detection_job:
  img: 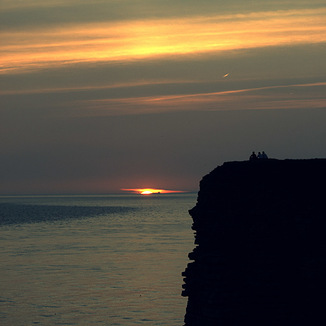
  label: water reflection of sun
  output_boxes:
[122,188,185,195]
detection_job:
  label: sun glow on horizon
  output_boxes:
[121,188,186,195]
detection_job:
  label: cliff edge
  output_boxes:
[182,159,326,325]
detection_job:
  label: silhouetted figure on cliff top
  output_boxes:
[249,151,257,161]
[250,151,268,161]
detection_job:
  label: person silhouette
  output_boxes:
[262,151,268,159]
[257,152,263,159]
[249,151,257,161]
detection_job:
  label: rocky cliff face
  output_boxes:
[182,159,326,325]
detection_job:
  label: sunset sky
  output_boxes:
[1,0,326,194]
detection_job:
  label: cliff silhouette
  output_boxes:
[182,159,326,325]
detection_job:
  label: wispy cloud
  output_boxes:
[70,82,326,115]
[0,0,103,10]
[0,79,193,95]
[1,8,326,74]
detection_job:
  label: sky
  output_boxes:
[1,0,326,195]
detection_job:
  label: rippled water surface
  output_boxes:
[0,194,196,325]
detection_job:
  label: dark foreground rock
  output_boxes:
[182,159,326,325]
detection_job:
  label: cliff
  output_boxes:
[182,159,326,325]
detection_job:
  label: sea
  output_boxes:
[0,194,197,326]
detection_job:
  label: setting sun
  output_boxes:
[140,189,155,195]
[122,188,186,195]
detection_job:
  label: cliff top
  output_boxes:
[199,158,326,197]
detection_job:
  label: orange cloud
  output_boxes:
[1,8,326,74]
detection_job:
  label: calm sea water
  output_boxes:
[0,194,196,325]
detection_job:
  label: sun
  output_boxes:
[138,188,162,195]
[121,188,185,195]
[140,189,156,195]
